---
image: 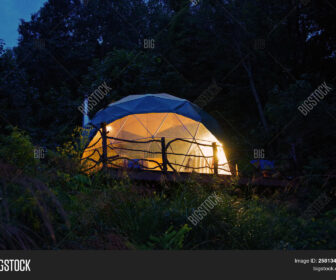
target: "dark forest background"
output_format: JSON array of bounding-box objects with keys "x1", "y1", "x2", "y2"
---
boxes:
[
  {"x1": 0, "y1": 0, "x2": 336, "y2": 249},
  {"x1": 0, "y1": 0, "x2": 335, "y2": 174}
]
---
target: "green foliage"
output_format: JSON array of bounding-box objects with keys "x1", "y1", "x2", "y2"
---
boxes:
[
  {"x1": 0, "y1": 133, "x2": 335, "y2": 250},
  {"x1": 0, "y1": 163, "x2": 69, "y2": 249},
  {"x1": 42, "y1": 167, "x2": 336, "y2": 250},
  {"x1": 0, "y1": 127, "x2": 37, "y2": 170},
  {"x1": 143, "y1": 224, "x2": 191, "y2": 250},
  {"x1": 56, "y1": 127, "x2": 88, "y2": 160}
]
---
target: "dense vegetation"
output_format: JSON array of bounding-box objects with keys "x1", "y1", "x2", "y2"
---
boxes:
[
  {"x1": 0, "y1": 0, "x2": 335, "y2": 249},
  {"x1": 0, "y1": 128, "x2": 335, "y2": 249}
]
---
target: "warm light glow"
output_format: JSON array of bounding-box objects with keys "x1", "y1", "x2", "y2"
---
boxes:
[
  {"x1": 217, "y1": 143, "x2": 225, "y2": 162},
  {"x1": 215, "y1": 143, "x2": 231, "y2": 175},
  {"x1": 82, "y1": 113, "x2": 231, "y2": 175}
]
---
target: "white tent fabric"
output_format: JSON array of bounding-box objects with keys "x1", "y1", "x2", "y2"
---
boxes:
[{"x1": 82, "y1": 112, "x2": 231, "y2": 175}]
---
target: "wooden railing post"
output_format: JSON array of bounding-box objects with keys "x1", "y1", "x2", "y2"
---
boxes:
[
  {"x1": 212, "y1": 142, "x2": 218, "y2": 175},
  {"x1": 161, "y1": 137, "x2": 168, "y2": 174},
  {"x1": 101, "y1": 122, "x2": 108, "y2": 170}
]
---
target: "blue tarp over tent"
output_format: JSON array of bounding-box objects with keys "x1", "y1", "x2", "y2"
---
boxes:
[{"x1": 86, "y1": 93, "x2": 224, "y2": 141}]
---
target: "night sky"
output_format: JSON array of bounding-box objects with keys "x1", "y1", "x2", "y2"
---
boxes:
[{"x1": 0, "y1": 0, "x2": 47, "y2": 48}]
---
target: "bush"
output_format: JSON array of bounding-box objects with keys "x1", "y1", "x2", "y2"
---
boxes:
[{"x1": 0, "y1": 127, "x2": 37, "y2": 170}]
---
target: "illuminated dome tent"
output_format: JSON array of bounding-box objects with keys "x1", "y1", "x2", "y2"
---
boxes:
[{"x1": 82, "y1": 94, "x2": 231, "y2": 175}]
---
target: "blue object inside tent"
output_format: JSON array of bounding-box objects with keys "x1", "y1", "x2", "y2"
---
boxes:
[
  {"x1": 128, "y1": 159, "x2": 143, "y2": 170},
  {"x1": 85, "y1": 93, "x2": 225, "y2": 144},
  {"x1": 250, "y1": 159, "x2": 275, "y2": 170}
]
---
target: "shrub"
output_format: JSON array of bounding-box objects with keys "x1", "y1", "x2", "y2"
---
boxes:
[{"x1": 0, "y1": 127, "x2": 36, "y2": 170}]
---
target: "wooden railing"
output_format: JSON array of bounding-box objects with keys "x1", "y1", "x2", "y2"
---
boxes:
[{"x1": 81, "y1": 122, "x2": 231, "y2": 174}]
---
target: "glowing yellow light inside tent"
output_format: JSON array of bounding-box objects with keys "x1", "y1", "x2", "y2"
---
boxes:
[
  {"x1": 217, "y1": 143, "x2": 230, "y2": 173},
  {"x1": 82, "y1": 113, "x2": 231, "y2": 175},
  {"x1": 217, "y1": 143, "x2": 225, "y2": 161}
]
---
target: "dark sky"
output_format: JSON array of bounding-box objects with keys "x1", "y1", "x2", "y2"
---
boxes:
[{"x1": 0, "y1": 0, "x2": 47, "y2": 48}]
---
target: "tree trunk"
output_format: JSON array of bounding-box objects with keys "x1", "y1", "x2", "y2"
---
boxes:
[{"x1": 241, "y1": 56, "x2": 270, "y2": 134}]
